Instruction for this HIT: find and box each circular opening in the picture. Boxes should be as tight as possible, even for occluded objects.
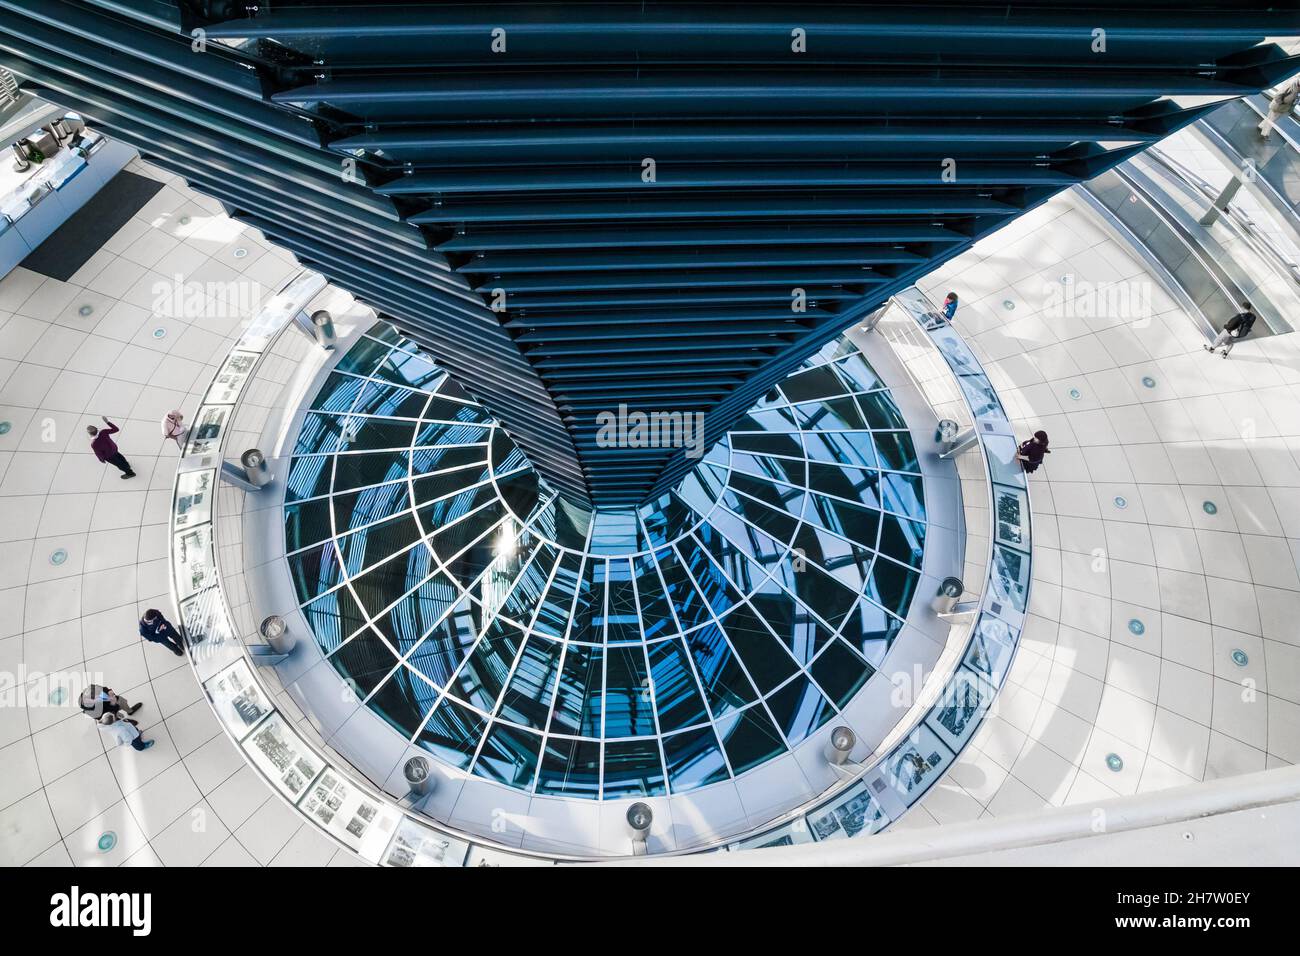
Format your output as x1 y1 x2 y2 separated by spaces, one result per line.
1231 649 1249 667
0 421 11 435
152 327 167 339
285 322 929 801
1105 753 1124 772
1113 495 1128 509
1068 388 1081 400
1141 376 1157 389
1127 618 1145 636
77 304 93 317
49 548 68 566
48 686 67 705
1202 501 1218 515
1002 299 1016 311
178 215 191 225
233 247 248 259
97 831 117 852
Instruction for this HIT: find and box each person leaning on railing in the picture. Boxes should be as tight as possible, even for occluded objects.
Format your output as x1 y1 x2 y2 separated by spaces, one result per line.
1016 431 1050 474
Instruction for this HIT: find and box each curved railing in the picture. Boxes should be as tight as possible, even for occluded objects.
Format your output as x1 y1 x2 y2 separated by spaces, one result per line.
718 286 1032 849
172 271 548 867
172 281 1030 863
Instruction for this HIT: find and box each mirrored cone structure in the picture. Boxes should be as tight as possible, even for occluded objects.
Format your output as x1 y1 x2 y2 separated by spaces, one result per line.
2 1 1298 510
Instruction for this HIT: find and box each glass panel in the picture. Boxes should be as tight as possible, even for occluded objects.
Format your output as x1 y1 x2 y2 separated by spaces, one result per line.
647 637 709 733
333 336 390 376
285 454 334 502
287 541 341 606
807 492 880 550
686 622 758 719
766 675 835 745
446 625 524 712
497 635 562 729
792 396 869 431
367 667 437 740
284 497 335 553
332 450 410 492
549 644 602 737
810 639 872 709
536 737 601 799
602 739 666 798
415 698 487 769
833 353 883 392
374 349 443 389
353 380 429 418
329 631 398 700
780 365 848 403
867 556 920 618
407 597 480 688
718 604 798 695
338 417 421 453
310 371 366 413
716 705 786 775
532 551 582 638
874 431 920 473
301 586 367 656
663 726 730 791
633 554 676 640
603 644 655 738
855 389 907 429
373 570 455 655
473 722 542 788
803 430 877 469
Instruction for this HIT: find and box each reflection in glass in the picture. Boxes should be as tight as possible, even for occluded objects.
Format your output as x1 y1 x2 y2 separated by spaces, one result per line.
287 324 929 799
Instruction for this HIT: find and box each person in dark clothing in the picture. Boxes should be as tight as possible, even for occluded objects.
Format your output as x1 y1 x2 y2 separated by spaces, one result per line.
139 609 185 656
1017 430 1050 474
942 291 959 322
1204 301 1256 358
79 684 142 720
87 416 135 478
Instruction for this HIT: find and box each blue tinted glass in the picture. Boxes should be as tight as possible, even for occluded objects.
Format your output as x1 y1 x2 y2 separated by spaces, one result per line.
287 322 930 799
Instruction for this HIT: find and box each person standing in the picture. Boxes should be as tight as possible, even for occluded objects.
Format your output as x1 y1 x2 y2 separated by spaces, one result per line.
1259 77 1300 139
98 712 154 752
79 684 143 721
1016 430 1050 474
161 409 187 450
139 608 185 656
1203 301 1256 358
87 416 135 478
942 291 959 322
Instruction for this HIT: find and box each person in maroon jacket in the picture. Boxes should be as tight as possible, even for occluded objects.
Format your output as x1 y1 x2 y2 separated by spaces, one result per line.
1016 430 1050 474
87 416 136 479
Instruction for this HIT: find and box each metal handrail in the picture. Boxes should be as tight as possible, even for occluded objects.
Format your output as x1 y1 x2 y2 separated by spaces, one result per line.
1146 143 1300 285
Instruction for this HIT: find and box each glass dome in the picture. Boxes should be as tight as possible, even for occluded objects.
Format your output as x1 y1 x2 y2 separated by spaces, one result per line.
284 322 927 800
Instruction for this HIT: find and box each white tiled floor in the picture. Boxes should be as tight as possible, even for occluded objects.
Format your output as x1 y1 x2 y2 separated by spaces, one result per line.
3 152 1299 864
0 157 361 866
898 190 1300 830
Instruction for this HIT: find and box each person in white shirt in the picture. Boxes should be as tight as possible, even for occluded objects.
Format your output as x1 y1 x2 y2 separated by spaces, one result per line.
1260 77 1300 139
161 409 187 450
99 712 154 752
